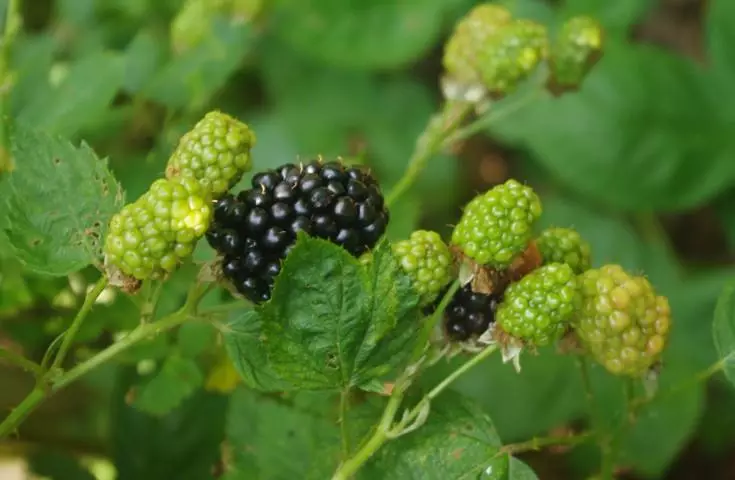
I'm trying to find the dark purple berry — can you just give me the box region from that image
[303,161,321,175]
[356,202,377,226]
[335,228,360,251]
[220,230,243,255]
[252,171,280,191]
[309,187,336,211]
[293,197,310,216]
[446,317,470,341]
[273,182,296,203]
[270,202,292,226]
[333,197,357,224]
[346,180,369,201]
[262,226,291,251]
[264,261,281,279]
[321,162,345,181]
[222,257,241,279]
[246,208,269,234]
[298,174,322,195]
[291,216,312,235]
[326,181,346,196]
[241,189,271,208]
[313,214,338,238]
[243,249,265,272]
[214,195,236,222]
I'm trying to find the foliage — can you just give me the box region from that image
[1,1,735,479]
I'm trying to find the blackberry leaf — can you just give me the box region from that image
[0,122,124,275]
[132,355,204,417]
[223,236,421,391]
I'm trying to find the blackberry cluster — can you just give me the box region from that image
[439,285,503,342]
[549,16,603,91]
[393,230,454,306]
[536,227,592,274]
[207,160,389,303]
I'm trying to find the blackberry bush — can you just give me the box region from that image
[496,263,580,346]
[393,230,453,306]
[575,265,671,376]
[104,177,212,281]
[451,179,542,268]
[206,159,389,303]
[165,111,255,197]
[536,227,592,274]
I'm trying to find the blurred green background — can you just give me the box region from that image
[3,0,735,478]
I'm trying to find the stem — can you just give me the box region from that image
[575,356,598,423]
[332,344,499,479]
[0,347,43,377]
[0,0,20,173]
[442,87,544,147]
[339,388,351,458]
[0,280,211,440]
[386,101,473,207]
[500,431,593,456]
[410,280,460,361]
[50,277,108,371]
[332,388,405,480]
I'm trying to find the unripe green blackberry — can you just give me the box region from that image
[166,111,255,197]
[496,263,580,345]
[443,5,547,96]
[575,265,670,377]
[549,16,603,90]
[393,230,453,306]
[536,227,591,274]
[443,5,512,86]
[451,179,542,268]
[104,177,212,280]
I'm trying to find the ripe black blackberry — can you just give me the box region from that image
[426,285,503,342]
[206,159,389,303]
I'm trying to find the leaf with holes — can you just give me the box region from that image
[713,280,735,387]
[0,122,124,275]
[223,236,422,391]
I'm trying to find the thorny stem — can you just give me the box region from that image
[0,0,20,173]
[0,281,211,439]
[500,431,594,456]
[0,347,44,377]
[50,277,109,372]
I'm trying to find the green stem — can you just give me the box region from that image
[339,388,351,458]
[332,344,499,479]
[50,277,108,371]
[500,431,594,456]
[386,101,473,207]
[0,280,211,440]
[0,0,20,173]
[0,347,43,377]
[442,87,544,147]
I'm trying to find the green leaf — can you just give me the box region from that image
[122,31,167,94]
[177,322,215,357]
[224,389,370,479]
[270,0,463,70]
[132,355,204,416]
[17,52,124,137]
[28,450,96,480]
[224,236,422,391]
[113,368,227,480]
[713,279,735,385]
[143,19,251,110]
[507,457,539,479]
[619,368,705,476]
[561,0,652,34]
[362,392,506,479]
[492,41,735,211]
[706,0,735,86]
[0,123,124,275]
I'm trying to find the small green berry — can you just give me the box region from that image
[536,227,592,274]
[451,179,542,268]
[166,111,255,197]
[575,265,670,376]
[496,263,580,345]
[548,16,603,91]
[393,230,454,305]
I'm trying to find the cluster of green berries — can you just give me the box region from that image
[496,263,580,346]
[104,111,254,282]
[451,179,542,268]
[549,16,604,91]
[443,4,602,98]
[392,230,453,306]
[443,4,547,96]
[104,177,212,280]
[536,227,592,274]
[575,265,670,376]
[165,111,255,197]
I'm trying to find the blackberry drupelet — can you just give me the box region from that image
[433,285,502,342]
[207,159,389,303]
